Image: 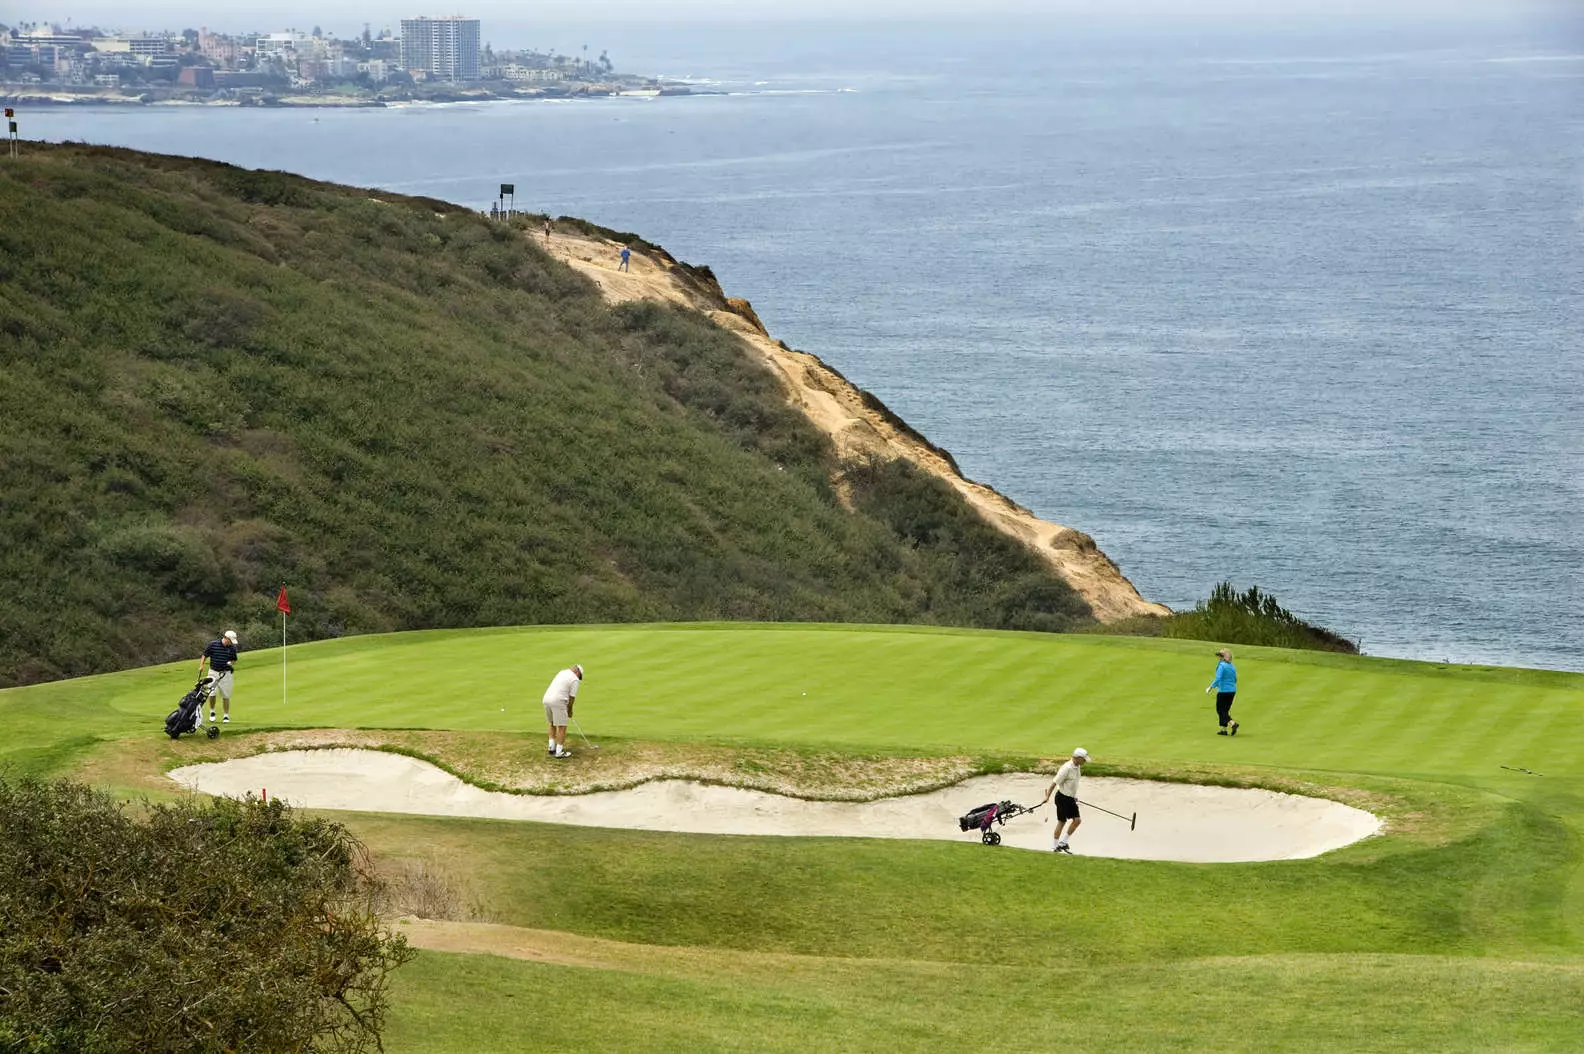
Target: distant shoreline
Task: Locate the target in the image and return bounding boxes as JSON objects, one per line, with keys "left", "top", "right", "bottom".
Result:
{"left": 0, "top": 85, "right": 710, "bottom": 110}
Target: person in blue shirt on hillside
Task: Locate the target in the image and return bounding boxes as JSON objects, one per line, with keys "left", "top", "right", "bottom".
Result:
{"left": 1205, "top": 648, "right": 1239, "bottom": 736}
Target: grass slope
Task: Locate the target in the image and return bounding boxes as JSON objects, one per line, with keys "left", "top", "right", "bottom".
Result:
{"left": 0, "top": 144, "right": 1088, "bottom": 686}
{"left": 3, "top": 626, "right": 1584, "bottom": 1049}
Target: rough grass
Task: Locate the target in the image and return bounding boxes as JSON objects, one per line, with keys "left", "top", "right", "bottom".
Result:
{"left": 387, "top": 948, "right": 1584, "bottom": 1054}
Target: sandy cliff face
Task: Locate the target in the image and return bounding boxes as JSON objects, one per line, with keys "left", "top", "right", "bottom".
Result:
{"left": 541, "top": 227, "right": 1168, "bottom": 622}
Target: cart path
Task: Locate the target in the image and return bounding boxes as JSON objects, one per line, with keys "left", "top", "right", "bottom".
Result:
{"left": 171, "top": 749, "right": 1380, "bottom": 862}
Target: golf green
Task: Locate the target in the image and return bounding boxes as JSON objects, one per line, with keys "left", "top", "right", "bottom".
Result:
{"left": 4, "top": 623, "right": 1583, "bottom": 1050}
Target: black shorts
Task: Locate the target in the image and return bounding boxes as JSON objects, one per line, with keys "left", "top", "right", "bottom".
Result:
{"left": 1055, "top": 792, "right": 1080, "bottom": 821}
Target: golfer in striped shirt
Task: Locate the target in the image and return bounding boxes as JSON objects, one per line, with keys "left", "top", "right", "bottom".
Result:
{"left": 197, "top": 630, "right": 239, "bottom": 724}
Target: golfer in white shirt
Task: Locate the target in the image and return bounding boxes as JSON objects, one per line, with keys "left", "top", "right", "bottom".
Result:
{"left": 1038, "top": 748, "right": 1089, "bottom": 854}
{"left": 542, "top": 664, "right": 583, "bottom": 759}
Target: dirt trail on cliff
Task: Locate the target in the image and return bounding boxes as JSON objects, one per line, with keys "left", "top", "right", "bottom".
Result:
{"left": 543, "top": 227, "right": 1168, "bottom": 622}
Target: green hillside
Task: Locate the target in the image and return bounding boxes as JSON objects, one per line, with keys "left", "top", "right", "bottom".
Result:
{"left": 0, "top": 144, "right": 1090, "bottom": 687}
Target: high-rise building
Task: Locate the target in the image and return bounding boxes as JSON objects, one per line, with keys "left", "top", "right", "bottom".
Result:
{"left": 399, "top": 16, "right": 480, "bottom": 83}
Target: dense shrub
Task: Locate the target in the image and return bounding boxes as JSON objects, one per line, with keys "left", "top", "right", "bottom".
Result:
{"left": 844, "top": 456, "right": 1090, "bottom": 631}
{"left": 1163, "top": 581, "right": 1358, "bottom": 653}
{"left": 0, "top": 776, "right": 413, "bottom": 1052}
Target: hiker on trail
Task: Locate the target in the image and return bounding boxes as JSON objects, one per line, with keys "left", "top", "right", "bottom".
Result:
{"left": 618, "top": 246, "right": 631, "bottom": 272}
{"left": 197, "top": 630, "right": 239, "bottom": 725}
{"left": 1038, "top": 748, "right": 1089, "bottom": 854}
{"left": 543, "top": 664, "right": 584, "bottom": 758}
{"left": 1206, "top": 648, "right": 1239, "bottom": 736}
{"left": 543, "top": 217, "right": 552, "bottom": 244}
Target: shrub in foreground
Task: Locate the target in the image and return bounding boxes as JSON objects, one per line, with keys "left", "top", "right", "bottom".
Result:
{"left": 0, "top": 777, "right": 413, "bottom": 1053}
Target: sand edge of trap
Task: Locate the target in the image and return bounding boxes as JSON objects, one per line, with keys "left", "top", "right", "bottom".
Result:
{"left": 170, "top": 749, "right": 1382, "bottom": 863}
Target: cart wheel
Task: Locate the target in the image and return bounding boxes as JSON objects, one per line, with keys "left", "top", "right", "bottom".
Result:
{"left": 982, "top": 830, "right": 1001, "bottom": 846}
{"left": 206, "top": 724, "right": 220, "bottom": 740}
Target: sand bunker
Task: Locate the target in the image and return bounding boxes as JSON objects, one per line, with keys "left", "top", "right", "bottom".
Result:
{"left": 169, "top": 749, "right": 1380, "bottom": 862}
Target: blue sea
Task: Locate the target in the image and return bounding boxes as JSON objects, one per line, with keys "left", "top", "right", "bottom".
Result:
{"left": 31, "top": 15, "right": 1584, "bottom": 671}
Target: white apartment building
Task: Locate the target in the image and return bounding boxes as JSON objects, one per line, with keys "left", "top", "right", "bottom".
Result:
{"left": 399, "top": 16, "right": 480, "bottom": 83}
{"left": 92, "top": 36, "right": 173, "bottom": 57}
{"left": 254, "top": 32, "right": 318, "bottom": 60}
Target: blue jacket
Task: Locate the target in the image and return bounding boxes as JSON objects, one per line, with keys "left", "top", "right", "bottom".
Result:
{"left": 1210, "top": 660, "right": 1237, "bottom": 693}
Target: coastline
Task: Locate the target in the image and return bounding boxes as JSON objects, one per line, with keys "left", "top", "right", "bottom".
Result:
{"left": 0, "top": 84, "right": 709, "bottom": 110}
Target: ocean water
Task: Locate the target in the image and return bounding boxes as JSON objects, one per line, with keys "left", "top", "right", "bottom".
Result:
{"left": 31, "top": 17, "right": 1584, "bottom": 670}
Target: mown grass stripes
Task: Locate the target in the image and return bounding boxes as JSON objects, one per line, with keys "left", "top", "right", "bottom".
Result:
{"left": 15, "top": 626, "right": 1580, "bottom": 784}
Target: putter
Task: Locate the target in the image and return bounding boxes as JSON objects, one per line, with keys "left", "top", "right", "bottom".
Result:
{"left": 1500, "top": 765, "right": 1542, "bottom": 776}
{"left": 570, "top": 715, "right": 599, "bottom": 750}
{"left": 1076, "top": 798, "right": 1137, "bottom": 831}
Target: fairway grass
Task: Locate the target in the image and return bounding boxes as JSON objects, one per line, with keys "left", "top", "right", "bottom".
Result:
{"left": 4, "top": 624, "right": 1583, "bottom": 1049}
{"left": 388, "top": 948, "right": 1584, "bottom": 1053}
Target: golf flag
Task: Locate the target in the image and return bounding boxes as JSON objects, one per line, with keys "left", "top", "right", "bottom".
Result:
{"left": 277, "top": 586, "right": 290, "bottom": 708}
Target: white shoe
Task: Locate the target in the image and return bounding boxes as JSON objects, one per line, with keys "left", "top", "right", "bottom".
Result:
{"left": 222, "top": 714, "right": 230, "bottom": 723}
{"left": 208, "top": 712, "right": 217, "bottom": 723}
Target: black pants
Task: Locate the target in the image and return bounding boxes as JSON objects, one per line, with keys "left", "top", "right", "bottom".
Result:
{"left": 1216, "top": 692, "right": 1236, "bottom": 727}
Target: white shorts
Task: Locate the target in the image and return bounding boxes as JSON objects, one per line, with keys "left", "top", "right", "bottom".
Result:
{"left": 207, "top": 670, "right": 233, "bottom": 701}
{"left": 543, "top": 698, "right": 569, "bottom": 726}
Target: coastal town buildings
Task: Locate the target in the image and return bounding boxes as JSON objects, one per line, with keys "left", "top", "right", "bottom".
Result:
{"left": 197, "top": 27, "right": 239, "bottom": 67}
{"left": 502, "top": 64, "right": 565, "bottom": 83}
{"left": 1, "top": 17, "right": 650, "bottom": 99}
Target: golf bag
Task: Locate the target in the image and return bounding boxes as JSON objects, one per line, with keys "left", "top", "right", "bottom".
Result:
{"left": 957, "top": 799, "right": 1038, "bottom": 846}
{"left": 165, "top": 678, "right": 216, "bottom": 740}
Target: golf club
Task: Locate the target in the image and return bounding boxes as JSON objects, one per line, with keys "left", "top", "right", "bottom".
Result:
{"left": 570, "top": 715, "right": 599, "bottom": 750}
{"left": 1076, "top": 798, "right": 1137, "bottom": 831}
{"left": 1500, "top": 764, "right": 1542, "bottom": 776}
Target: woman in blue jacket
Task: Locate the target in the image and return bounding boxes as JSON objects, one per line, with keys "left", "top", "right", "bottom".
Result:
{"left": 1206, "top": 648, "right": 1239, "bottom": 735}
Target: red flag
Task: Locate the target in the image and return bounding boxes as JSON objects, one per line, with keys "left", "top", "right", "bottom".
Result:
{"left": 276, "top": 587, "right": 291, "bottom": 614}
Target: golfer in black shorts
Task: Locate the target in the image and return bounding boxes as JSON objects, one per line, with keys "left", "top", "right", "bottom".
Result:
{"left": 1038, "top": 747, "right": 1089, "bottom": 854}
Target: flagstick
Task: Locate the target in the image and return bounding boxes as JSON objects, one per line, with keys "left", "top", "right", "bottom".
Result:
{"left": 281, "top": 606, "right": 287, "bottom": 710}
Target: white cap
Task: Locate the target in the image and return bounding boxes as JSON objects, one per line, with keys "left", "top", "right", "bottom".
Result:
{"left": 223, "top": 630, "right": 238, "bottom": 642}
{"left": 572, "top": 664, "right": 584, "bottom": 677}
{"left": 1072, "top": 747, "right": 1089, "bottom": 759}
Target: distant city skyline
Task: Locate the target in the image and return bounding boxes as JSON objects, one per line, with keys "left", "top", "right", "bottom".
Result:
{"left": 9, "top": 0, "right": 1572, "bottom": 37}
